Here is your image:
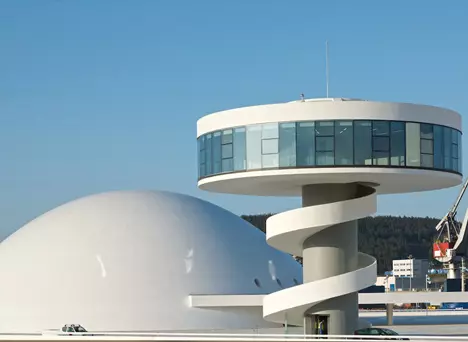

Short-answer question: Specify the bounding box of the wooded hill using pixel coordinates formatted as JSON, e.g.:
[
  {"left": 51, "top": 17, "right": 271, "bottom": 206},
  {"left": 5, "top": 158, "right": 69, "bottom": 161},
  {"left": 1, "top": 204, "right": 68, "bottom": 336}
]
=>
[{"left": 241, "top": 214, "right": 439, "bottom": 274}]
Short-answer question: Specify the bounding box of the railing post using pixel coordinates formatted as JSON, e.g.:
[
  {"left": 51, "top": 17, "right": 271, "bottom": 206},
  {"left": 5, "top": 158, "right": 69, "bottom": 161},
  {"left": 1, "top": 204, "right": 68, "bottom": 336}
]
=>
[
  {"left": 284, "top": 313, "right": 288, "bottom": 335},
  {"left": 386, "top": 303, "right": 394, "bottom": 326},
  {"left": 462, "top": 257, "right": 465, "bottom": 292}
]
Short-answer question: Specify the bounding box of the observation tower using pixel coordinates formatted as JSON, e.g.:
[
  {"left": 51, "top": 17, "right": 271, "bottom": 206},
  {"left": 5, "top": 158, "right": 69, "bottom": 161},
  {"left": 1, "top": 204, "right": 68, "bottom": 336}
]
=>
[{"left": 196, "top": 97, "right": 463, "bottom": 335}]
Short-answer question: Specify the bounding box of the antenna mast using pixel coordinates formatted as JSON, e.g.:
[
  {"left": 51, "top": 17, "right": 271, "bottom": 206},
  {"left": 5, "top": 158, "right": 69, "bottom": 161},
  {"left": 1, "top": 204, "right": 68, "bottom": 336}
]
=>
[{"left": 326, "top": 40, "right": 329, "bottom": 98}]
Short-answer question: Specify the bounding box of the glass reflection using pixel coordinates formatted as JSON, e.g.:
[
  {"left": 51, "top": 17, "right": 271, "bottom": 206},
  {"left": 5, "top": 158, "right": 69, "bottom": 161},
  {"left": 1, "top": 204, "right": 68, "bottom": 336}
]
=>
[
  {"left": 434, "top": 126, "right": 444, "bottom": 169},
  {"left": 297, "top": 122, "right": 315, "bottom": 166},
  {"left": 335, "top": 121, "right": 353, "bottom": 165},
  {"left": 246, "top": 125, "right": 262, "bottom": 170},
  {"left": 459, "top": 132, "right": 463, "bottom": 173},
  {"left": 354, "top": 121, "right": 372, "bottom": 165},
  {"left": 233, "top": 127, "right": 246, "bottom": 171},
  {"left": 316, "top": 121, "right": 334, "bottom": 166},
  {"left": 406, "top": 123, "right": 420, "bottom": 167},
  {"left": 205, "top": 133, "right": 212, "bottom": 176},
  {"left": 373, "top": 121, "right": 389, "bottom": 165},
  {"left": 373, "top": 121, "right": 390, "bottom": 136},
  {"left": 279, "top": 123, "right": 296, "bottom": 167},
  {"left": 212, "top": 132, "right": 222, "bottom": 174},
  {"left": 444, "top": 127, "right": 452, "bottom": 170},
  {"left": 390, "top": 122, "right": 405, "bottom": 166}
]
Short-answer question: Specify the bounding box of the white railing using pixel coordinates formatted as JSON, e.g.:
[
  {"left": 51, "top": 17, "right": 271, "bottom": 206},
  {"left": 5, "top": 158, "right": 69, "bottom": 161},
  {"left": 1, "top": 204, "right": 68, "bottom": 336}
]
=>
[
  {"left": 360, "top": 308, "right": 468, "bottom": 317},
  {"left": 5, "top": 332, "right": 468, "bottom": 341},
  {"left": 360, "top": 308, "right": 468, "bottom": 312},
  {"left": 81, "top": 332, "right": 468, "bottom": 339}
]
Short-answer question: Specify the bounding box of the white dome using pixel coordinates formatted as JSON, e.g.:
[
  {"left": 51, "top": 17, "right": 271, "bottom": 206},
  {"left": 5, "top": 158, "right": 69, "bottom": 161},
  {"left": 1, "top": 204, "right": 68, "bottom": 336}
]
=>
[{"left": 0, "top": 190, "right": 302, "bottom": 333}]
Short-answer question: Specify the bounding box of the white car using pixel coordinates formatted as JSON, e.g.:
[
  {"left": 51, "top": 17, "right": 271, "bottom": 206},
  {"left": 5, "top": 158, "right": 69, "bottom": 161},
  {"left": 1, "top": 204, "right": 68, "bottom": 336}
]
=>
[{"left": 43, "top": 324, "right": 93, "bottom": 336}]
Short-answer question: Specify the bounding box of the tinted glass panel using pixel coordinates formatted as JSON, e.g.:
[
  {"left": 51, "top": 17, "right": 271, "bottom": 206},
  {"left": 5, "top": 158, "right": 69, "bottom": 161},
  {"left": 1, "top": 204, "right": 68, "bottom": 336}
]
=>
[
  {"left": 262, "top": 123, "right": 279, "bottom": 139},
  {"left": 222, "top": 158, "right": 233, "bottom": 172},
  {"left": 335, "top": 121, "right": 353, "bottom": 165},
  {"left": 199, "top": 135, "right": 205, "bottom": 150},
  {"left": 233, "top": 127, "right": 246, "bottom": 171},
  {"left": 421, "top": 139, "right": 433, "bottom": 155},
  {"left": 262, "top": 154, "right": 279, "bottom": 168},
  {"left": 420, "top": 124, "right": 434, "bottom": 139},
  {"left": 198, "top": 137, "right": 205, "bottom": 178},
  {"left": 199, "top": 163, "right": 205, "bottom": 179},
  {"left": 373, "top": 121, "right": 389, "bottom": 136},
  {"left": 452, "top": 129, "right": 458, "bottom": 144},
  {"left": 315, "top": 121, "right": 334, "bottom": 136},
  {"left": 279, "top": 123, "right": 296, "bottom": 167},
  {"left": 459, "top": 131, "right": 463, "bottom": 173},
  {"left": 199, "top": 141, "right": 206, "bottom": 165},
  {"left": 434, "top": 126, "right": 444, "bottom": 169},
  {"left": 452, "top": 144, "right": 459, "bottom": 158},
  {"left": 444, "top": 127, "right": 452, "bottom": 169},
  {"left": 406, "top": 123, "right": 420, "bottom": 167},
  {"left": 222, "top": 129, "right": 233, "bottom": 144},
  {"left": 316, "top": 136, "right": 334, "bottom": 152},
  {"left": 354, "top": 121, "right": 372, "bottom": 165},
  {"left": 453, "top": 158, "right": 459, "bottom": 172},
  {"left": 246, "top": 125, "right": 262, "bottom": 170},
  {"left": 262, "top": 139, "right": 279, "bottom": 154},
  {"left": 205, "top": 133, "right": 213, "bottom": 175},
  {"left": 222, "top": 144, "right": 233, "bottom": 159},
  {"left": 373, "top": 151, "right": 389, "bottom": 165},
  {"left": 212, "top": 132, "right": 222, "bottom": 174},
  {"left": 316, "top": 151, "right": 334, "bottom": 165},
  {"left": 297, "top": 122, "right": 315, "bottom": 166},
  {"left": 390, "top": 122, "right": 405, "bottom": 166},
  {"left": 373, "top": 136, "right": 389, "bottom": 151},
  {"left": 421, "top": 154, "right": 434, "bottom": 168}
]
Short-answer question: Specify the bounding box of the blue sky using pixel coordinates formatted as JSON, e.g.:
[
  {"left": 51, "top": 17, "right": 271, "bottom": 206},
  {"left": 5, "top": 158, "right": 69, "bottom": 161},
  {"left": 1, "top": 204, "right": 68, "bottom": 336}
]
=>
[{"left": 1, "top": 0, "right": 468, "bottom": 239}]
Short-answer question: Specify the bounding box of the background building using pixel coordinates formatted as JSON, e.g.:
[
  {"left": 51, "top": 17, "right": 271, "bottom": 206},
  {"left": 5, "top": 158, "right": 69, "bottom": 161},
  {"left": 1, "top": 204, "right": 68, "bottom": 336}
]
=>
[{"left": 392, "top": 259, "right": 429, "bottom": 290}]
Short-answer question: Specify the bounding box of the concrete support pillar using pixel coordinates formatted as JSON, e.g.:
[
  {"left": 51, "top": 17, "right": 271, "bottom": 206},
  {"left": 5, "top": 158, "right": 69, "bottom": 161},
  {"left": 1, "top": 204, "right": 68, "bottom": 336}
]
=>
[
  {"left": 301, "top": 183, "right": 364, "bottom": 335},
  {"left": 303, "top": 315, "right": 313, "bottom": 335},
  {"left": 386, "top": 304, "right": 394, "bottom": 326}
]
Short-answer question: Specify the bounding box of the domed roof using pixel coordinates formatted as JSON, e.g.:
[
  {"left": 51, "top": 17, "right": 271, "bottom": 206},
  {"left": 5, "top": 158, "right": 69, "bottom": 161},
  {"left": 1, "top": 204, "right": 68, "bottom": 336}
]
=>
[{"left": 0, "top": 190, "right": 302, "bottom": 333}]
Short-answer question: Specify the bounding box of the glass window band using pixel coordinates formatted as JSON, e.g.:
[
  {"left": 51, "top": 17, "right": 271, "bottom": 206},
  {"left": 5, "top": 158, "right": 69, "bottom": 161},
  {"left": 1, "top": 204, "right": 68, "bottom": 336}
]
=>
[{"left": 198, "top": 120, "right": 462, "bottom": 179}]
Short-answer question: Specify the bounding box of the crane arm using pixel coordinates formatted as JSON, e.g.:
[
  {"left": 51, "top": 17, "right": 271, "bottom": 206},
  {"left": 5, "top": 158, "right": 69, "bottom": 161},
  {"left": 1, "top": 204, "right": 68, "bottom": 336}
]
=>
[
  {"left": 453, "top": 208, "right": 468, "bottom": 251},
  {"left": 436, "top": 178, "right": 468, "bottom": 232},
  {"left": 451, "top": 178, "right": 468, "bottom": 216}
]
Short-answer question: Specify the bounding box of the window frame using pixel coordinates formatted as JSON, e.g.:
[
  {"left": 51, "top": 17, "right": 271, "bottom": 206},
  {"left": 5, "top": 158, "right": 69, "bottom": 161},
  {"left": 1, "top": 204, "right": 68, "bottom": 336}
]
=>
[
  {"left": 420, "top": 124, "right": 434, "bottom": 168},
  {"left": 315, "top": 121, "right": 335, "bottom": 166},
  {"left": 335, "top": 120, "right": 354, "bottom": 166},
  {"left": 372, "top": 120, "right": 390, "bottom": 166}
]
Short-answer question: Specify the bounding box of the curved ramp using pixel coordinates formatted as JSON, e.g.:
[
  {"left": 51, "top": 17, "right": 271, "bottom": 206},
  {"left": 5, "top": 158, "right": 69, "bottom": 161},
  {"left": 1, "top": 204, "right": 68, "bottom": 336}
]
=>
[{"left": 263, "top": 184, "right": 378, "bottom": 327}]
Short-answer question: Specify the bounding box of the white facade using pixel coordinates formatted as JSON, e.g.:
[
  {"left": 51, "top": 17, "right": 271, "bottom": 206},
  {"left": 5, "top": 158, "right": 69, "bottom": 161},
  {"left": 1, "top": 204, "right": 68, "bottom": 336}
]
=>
[
  {"left": 197, "top": 98, "right": 461, "bottom": 196},
  {"left": 392, "top": 259, "right": 429, "bottom": 278},
  {"left": 0, "top": 190, "right": 302, "bottom": 333},
  {"left": 197, "top": 98, "right": 461, "bottom": 137}
]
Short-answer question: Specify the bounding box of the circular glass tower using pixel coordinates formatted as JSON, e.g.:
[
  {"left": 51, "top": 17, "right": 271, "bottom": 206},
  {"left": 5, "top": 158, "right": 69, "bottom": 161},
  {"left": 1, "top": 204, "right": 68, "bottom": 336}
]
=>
[{"left": 196, "top": 98, "right": 462, "bottom": 335}]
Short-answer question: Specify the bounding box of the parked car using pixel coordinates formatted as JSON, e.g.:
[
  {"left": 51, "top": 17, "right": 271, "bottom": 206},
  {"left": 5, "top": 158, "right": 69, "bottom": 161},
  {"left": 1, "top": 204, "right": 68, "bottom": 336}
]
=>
[
  {"left": 43, "top": 324, "right": 94, "bottom": 336},
  {"left": 61, "top": 324, "right": 90, "bottom": 335},
  {"left": 354, "top": 328, "right": 409, "bottom": 340}
]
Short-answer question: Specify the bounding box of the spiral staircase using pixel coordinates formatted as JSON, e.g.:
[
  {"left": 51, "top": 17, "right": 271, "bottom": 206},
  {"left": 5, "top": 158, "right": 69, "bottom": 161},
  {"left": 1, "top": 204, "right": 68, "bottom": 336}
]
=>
[{"left": 263, "top": 183, "right": 378, "bottom": 334}]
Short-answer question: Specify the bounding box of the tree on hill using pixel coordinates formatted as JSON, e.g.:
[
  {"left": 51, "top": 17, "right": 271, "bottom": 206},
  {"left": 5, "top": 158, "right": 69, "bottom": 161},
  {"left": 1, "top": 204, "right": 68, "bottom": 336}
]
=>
[{"left": 241, "top": 214, "right": 439, "bottom": 274}]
